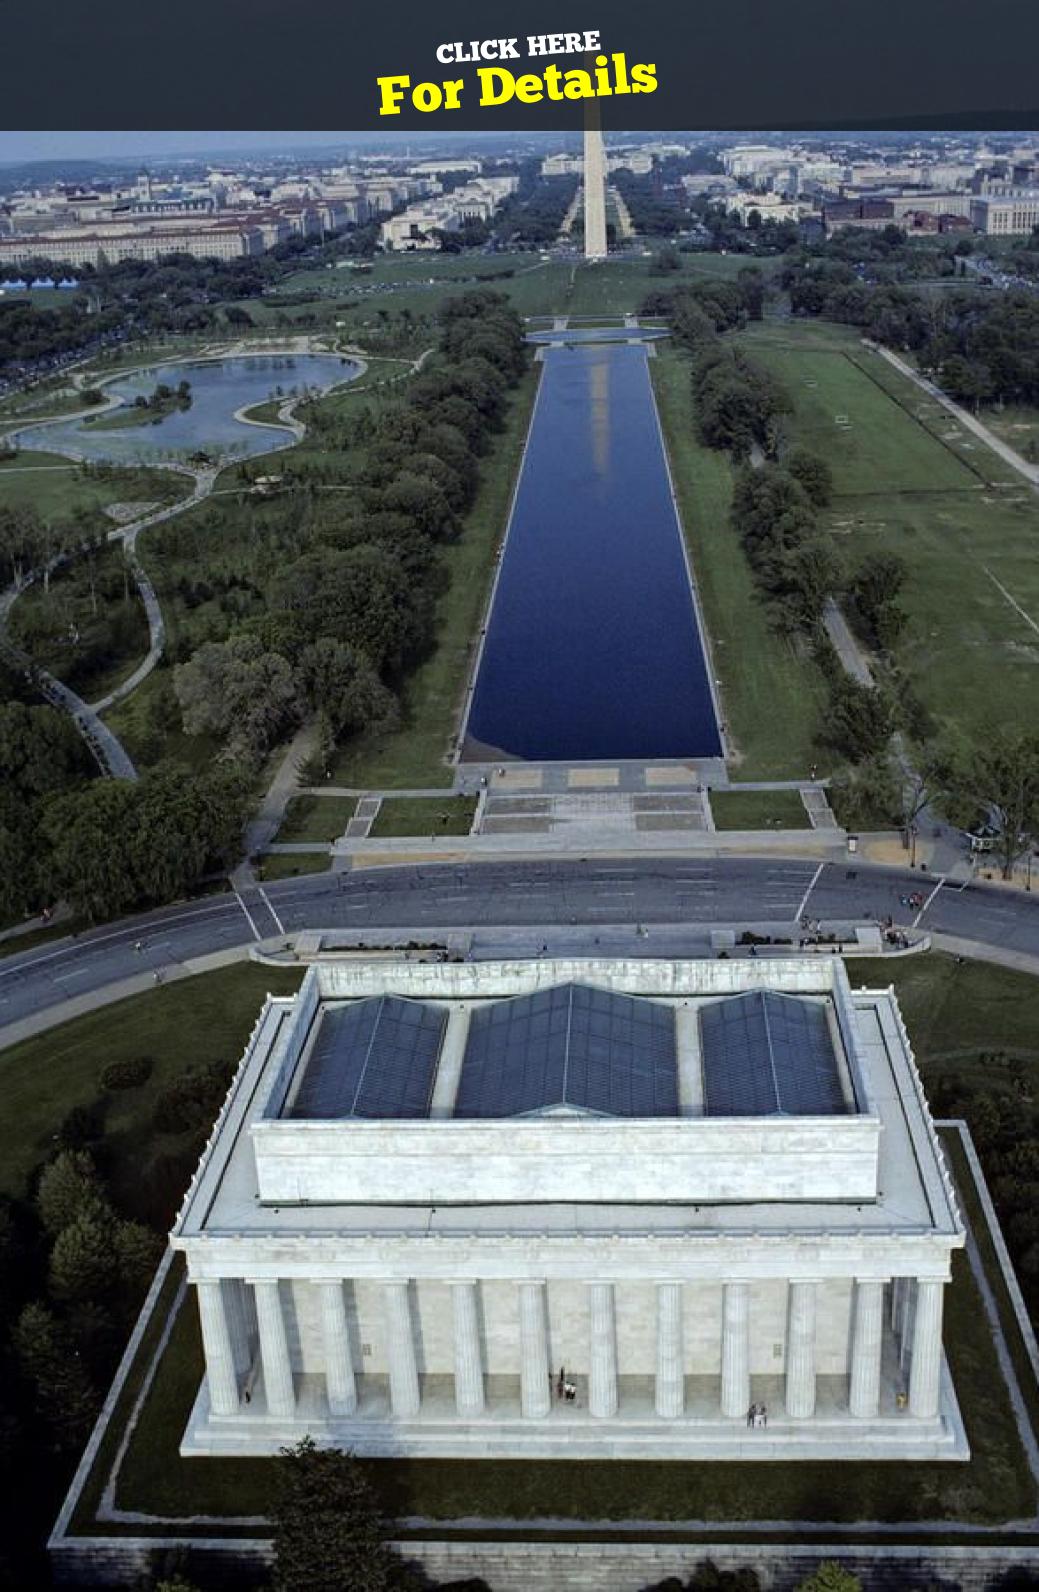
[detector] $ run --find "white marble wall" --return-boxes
[253,1276,858,1380]
[251,1115,881,1206]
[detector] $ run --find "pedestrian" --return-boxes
[759,1403,768,1427]
[557,1367,566,1400]
[746,1402,757,1428]
[565,1382,576,1403]
[134,940,143,953]
[153,969,163,984]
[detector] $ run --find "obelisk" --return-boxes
[583,122,608,260]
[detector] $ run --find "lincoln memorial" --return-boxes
[171,953,967,1461]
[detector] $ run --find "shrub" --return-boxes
[100,1055,153,1091]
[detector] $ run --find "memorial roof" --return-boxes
[700,990,847,1118]
[453,982,678,1119]
[285,995,444,1120]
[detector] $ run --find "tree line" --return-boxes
[170,290,527,779]
[0,679,247,921]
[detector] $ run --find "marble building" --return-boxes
[171,954,968,1461]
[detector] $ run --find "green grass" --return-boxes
[710,789,810,830]
[0,917,86,958]
[735,319,1039,748]
[838,487,1039,742]
[275,795,357,843]
[650,344,830,779]
[853,952,1039,1071]
[741,334,977,497]
[0,960,303,1214]
[329,368,540,788]
[0,454,188,525]
[941,1128,1039,1446]
[257,852,332,880]
[370,795,477,838]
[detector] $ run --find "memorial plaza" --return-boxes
[171,953,968,1463]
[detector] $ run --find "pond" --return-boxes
[12,353,360,466]
[462,341,722,763]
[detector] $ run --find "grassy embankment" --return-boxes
[740,319,1039,747]
[650,342,830,779]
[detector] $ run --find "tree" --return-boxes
[13,1301,99,1451]
[845,551,909,652]
[936,731,1039,879]
[823,676,894,763]
[174,637,303,765]
[36,1149,110,1236]
[786,448,833,508]
[271,1436,408,1592]
[794,1565,862,1592]
[49,1212,119,1303]
[113,1219,164,1292]
[827,756,901,831]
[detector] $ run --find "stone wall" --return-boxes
[49,1534,1039,1590]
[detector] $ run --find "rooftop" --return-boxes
[170,957,962,1244]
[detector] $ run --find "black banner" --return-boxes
[1,0,1037,131]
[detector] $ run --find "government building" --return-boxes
[171,954,967,1461]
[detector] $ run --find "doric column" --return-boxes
[452,1281,485,1417]
[317,1279,357,1417]
[518,1281,551,1418]
[720,1282,750,1418]
[849,1279,885,1418]
[195,1279,240,1417]
[588,1283,618,1418]
[224,1279,253,1377]
[383,1280,420,1418]
[252,1279,295,1418]
[785,1280,817,1420]
[909,1278,945,1419]
[655,1282,684,1418]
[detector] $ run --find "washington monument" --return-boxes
[583,124,608,260]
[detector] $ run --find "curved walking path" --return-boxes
[0,336,396,769]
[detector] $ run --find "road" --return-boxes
[2,857,1039,1042]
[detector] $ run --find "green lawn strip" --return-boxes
[825,487,1039,743]
[843,345,1019,487]
[330,368,540,788]
[0,962,303,1209]
[742,340,976,496]
[650,344,830,779]
[369,795,477,838]
[0,456,188,523]
[69,1253,188,1534]
[710,790,810,830]
[941,1128,1039,1445]
[98,1245,1029,1532]
[0,918,87,958]
[256,852,332,881]
[236,397,292,427]
[851,952,1039,1065]
[275,795,357,844]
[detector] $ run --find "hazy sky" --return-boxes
[0,130,513,164]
